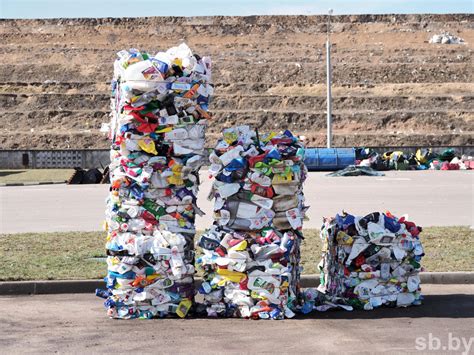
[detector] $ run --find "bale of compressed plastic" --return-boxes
[317,211,424,311]
[96,44,213,319]
[196,125,308,319]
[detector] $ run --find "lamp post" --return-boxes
[326,9,333,148]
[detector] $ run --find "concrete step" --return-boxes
[1,131,471,150]
[1,82,473,97]
[1,44,470,66]
[2,92,473,112]
[1,109,471,133]
[1,62,471,84]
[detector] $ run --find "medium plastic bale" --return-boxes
[196,125,308,319]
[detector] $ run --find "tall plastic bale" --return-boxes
[97,44,213,319]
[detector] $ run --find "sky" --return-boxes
[1,0,472,19]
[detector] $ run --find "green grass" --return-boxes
[0,227,472,281]
[300,226,474,274]
[0,232,105,281]
[0,169,74,184]
[418,226,474,272]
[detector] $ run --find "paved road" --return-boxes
[0,170,473,234]
[0,285,472,353]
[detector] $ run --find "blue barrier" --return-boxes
[304,148,356,171]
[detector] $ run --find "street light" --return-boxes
[326,8,333,148]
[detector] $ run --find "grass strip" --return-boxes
[0,226,472,281]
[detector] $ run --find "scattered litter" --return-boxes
[326,165,385,177]
[355,147,473,171]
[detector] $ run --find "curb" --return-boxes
[0,181,66,187]
[418,271,474,284]
[0,272,472,296]
[0,280,104,295]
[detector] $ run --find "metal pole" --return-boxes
[326,9,333,148]
[326,40,332,148]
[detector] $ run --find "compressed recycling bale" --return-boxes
[316,211,424,311]
[196,125,308,319]
[96,44,213,319]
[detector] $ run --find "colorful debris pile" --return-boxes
[96,43,213,319]
[196,126,308,319]
[356,148,474,171]
[317,211,424,311]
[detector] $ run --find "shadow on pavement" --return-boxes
[296,294,474,320]
[0,171,25,177]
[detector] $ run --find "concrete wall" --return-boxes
[0,146,472,169]
[0,150,109,169]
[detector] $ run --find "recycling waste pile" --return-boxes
[67,167,107,184]
[355,148,474,171]
[195,125,308,319]
[316,211,424,311]
[95,44,214,319]
[429,32,465,44]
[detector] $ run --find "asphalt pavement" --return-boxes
[0,170,473,234]
[0,284,472,353]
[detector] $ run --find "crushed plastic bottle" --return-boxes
[196,125,308,319]
[97,43,213,319]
